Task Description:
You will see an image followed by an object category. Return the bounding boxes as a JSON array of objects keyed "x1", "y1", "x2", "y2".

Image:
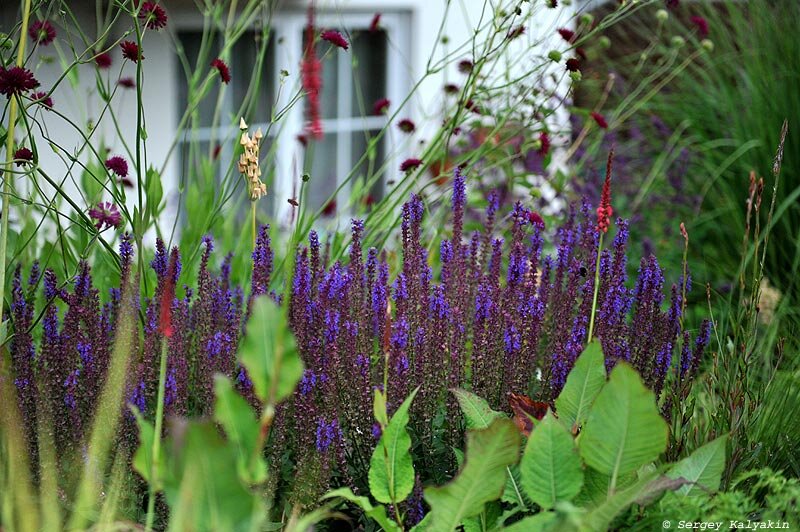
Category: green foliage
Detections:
[
  {"x1": 579, "y1": 363, "x2": 669, "y2": 487},
  {"x1": 555, "y1": 341, "x2": 606, "y2": 434},
  {"x1": 519, "y1": 412, "x2": 583, "y2": 509},
  {"x1": 424, "y1": 419, "x2": 521, "y2": 531},
  {"x1": 323, "y1": 488, "x2": 402, "y2": 532},
  {"x1": 237, "y1": 296, "x2": 304, "y2": 403},
  {"x1": 666, "y1": 436, "x2": 727, "y2": 498},
  {"x1": 452, "y1": 388, "x2": 506, "y2": 430},
  {"x1": 369, "y1": 387, "x2": 419, "y2": 505}
]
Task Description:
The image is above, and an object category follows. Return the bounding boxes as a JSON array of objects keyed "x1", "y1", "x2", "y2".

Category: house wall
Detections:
[{"x1": 1, "y1": 0, "x2": 574, "y2": 238}]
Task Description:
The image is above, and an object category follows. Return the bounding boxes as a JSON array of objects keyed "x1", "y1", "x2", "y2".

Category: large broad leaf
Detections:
[
  {"x1": 323, "y1": 487, "x2": 401, "y2": 532},
  {"x1": 520, "y1": 411, "x2": 583, "y2": 509},
  {"x1": 424, "y1": 419, "x2": 521, "y2": 532},
  {"x1": 580, "y1": 473, "x2": 688, "y2": 531},
  {"x1": 452, "y1": 388, "x2": 504, "y2": 429},
  {"x1": 555, "y1": 341, "x2": 606, "y2": 433},
  {"x1": 369, "y1": 387, "x2": 419, "y2": 504},
  {"x1": 502, "y1": 512, "x2": 559, "y2": 532},
  {"x1": 213, "y1": 375, "x2": 267, "y2": 484},
  {"x1": 237, "y1": 296, "x2": 304, "y2": 403},
  {"x1": 579, "y1": 363, "x2": 668, "y2": 486},
  {"x1": 666, "y1": 435, "x2": 728, "y2": 498}
]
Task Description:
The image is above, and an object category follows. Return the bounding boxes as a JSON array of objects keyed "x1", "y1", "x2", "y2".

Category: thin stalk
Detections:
[
  {"x1": 1, "y1": 0, "x2": 33, "y2": 324},
  {"x1": 251, "y1": 200, "x2": 257, "y2": 250},
  {"x1": 586, "y1": 233, "x2": 604, "y2": 343},
  {"x1": 145, "y1": 338, "x2": 170, "y2": 532}
]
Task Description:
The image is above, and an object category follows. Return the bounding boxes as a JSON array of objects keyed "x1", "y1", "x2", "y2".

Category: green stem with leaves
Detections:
[
  {"x1": 587, "y1": 233, "x2": 604, "y2": 343},
  {"x1": 0, "y1": 0, "x2": 32, "y2": 325},
  {"x1": 145, "y1": 338, "x2": 169, "y2": 531}
]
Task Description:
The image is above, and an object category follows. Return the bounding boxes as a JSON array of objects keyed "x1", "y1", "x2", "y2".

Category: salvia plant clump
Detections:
[{"x1": 7, "y1": 170, "x2": 710, "y2": 513}]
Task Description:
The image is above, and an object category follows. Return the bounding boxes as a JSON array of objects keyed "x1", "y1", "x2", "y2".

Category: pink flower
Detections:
[
  {"x1": 29, "y1": 20, "x2": 56, "y2": 46},
  {"x1": 105, "y1": 156, "x2": 129, "y2": 177},
  {"x1": 121, "y1": 41, "x2": 143, "y2": 62},
  {"x1": 13, "y1": 147, "x2": 34, "y2": 167},
  {"x1": 302, "y1": 7, "x2": 323, "y2": 139},
  {"x1": 590, "y1": 111, "x2": 608, "y2": 129},
  {"x1": 31, "y1": 91, "x2": 53, "y2": 109},
  {"x1": 370, "y1": 13, "x2": 382, "y2": 33},
  {"x1": 89, "y1": 202, "x2": 122, "y2": 230},
  {"x1": 139, "y1": 2, "x2": 168, "y2": 30},
  {"x1": 557, "y1": 28, "x2": 575, "y2": 43},
  {"x1": 95, "y1": 52, "x2": 112, "y2": 69},
  {"x1": 0, "y1": 66, "x2": 40, "y2": 98},
  {"x1": 210, "y1": 58, "x2": 231, "y2": 84},
  {"x1": 690, "y1": 16, "x2": 709, "y2": 38},
  {"x1": 400, "y1": 158, "x2": 423, "y2": 172},
  {"x1": 596, "y1": 151, "x2": 614, "y2": 233},
  {"x1": 397, "y1": 118, "x2": 416, "y2": 133},
  {"x1": 321, "y1": 30, "x2": 349, "y2": 50},
  {"x1": 372, "y1": 97, "x2": 390, "y2": 115}
]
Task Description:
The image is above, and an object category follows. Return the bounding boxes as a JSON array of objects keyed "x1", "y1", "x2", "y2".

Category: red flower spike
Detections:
[
  {"x1": 302, "y1": 7, "x2": 323, "y2": 139},
  {"x1": 210, "y1": 58, "x2": 231, "y2": 84},
  {"x1": 369, "y1": 13, "x2": 382, "y2": 33},
  {"x1": 590, "y1": 111, "x2": 608, "y2": 129},
  {"x1": 321, "y1": 30, "x2": 349, "y2": 50},
  {"x1": 596, "y1": 150, "x2": 614, "y2": 234},
  {"x1": 159, "y1": 248, "x2": 179, "y2": 338}
]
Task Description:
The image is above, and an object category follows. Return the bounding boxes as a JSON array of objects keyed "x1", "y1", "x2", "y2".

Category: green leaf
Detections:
[
  {"x1": 452, "y1": 388, "x2": 505, "y2": 430},
  {"x1": 131, "y1": 408, "x2": 156, "y2": 487},
  {"x1": 323, "y1": 487, "x2": 401, "y2": 532},
  {"x1": 237, "y1": 296, "x2": 304, "y2": 403},
  {"x1": 213, "y1": 375, "x2": 267, "y2": 484},
  {"x1": 520, "y1": 411, "x2": 583, "y2": 509},
  {"x1": 580, "y1": 473, "x2": 688, "y2": 531},
  {"x1": 501, "y1": 464, "x2": 531, "y2": 509},
  {"x1": 578, "y1": 363, "x2": 668, "y2": 485},
  {"x1": 502, "y1": 512, "x2": 559, "y2": 532},
  {"x1": 146, "y1": 166, "x2": 163, "y2": 216},
  {"x1": 666, "y1": 436, "x2": 727, "y2": 497},
  {"x1": 373, "y1": 387, "x2": 389, "y2": 427},
  {"x1": 555, "y1": 341, "x2": 606, "y2": 434},
  {"x1": 424, "y1": 419, "x2": 521, "y2": 532},
  {"x1": 369, "y1": 387, "x2": 419, "y2": 504}
]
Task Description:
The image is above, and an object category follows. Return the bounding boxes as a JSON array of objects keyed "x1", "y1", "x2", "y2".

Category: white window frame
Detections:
[{"x1": 173, "y1": 9, "x2": 412, "y2": 226}]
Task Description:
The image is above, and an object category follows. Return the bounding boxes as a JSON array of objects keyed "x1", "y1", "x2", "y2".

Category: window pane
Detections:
[
  {"x1": 350, "y1": 130, "x2": 386, "y2": 204},
  {"x1": 351, "y1": 31, "x2": 387, "y2": 116},
  {"x1": 177, "y1": 31, "x2": 220, "y2": 129},
  {"x1": 308, "y1": 134, "x2": 339, "y2": 213},
  {"x1": 233, "y1": 31, "x2": 276, "y2": 123}
]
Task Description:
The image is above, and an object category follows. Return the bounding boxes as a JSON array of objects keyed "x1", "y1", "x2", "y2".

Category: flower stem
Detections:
[
  {"x1": 251, "y1": 200, "x2": 257, "y2": 250},
  {"x1": 0, "y1": 0, "x2": 32, "y2": 325},
  {"x1": 586, "y1": 233, "x2": 604, "y2": 343},
  {"x1": 145, "y1": 338, "x2": 169, "y2": 532}
]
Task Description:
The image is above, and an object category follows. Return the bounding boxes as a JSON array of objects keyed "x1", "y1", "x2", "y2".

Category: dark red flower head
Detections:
[
  {"x1": 13, "y1": 147, "x2": 34, "y2": 167},
  {"x1": 400, "y1": 158, "x2": 423, "y2": 173},
  {"x1": 321, "y1": 30, "x2": 349, "y2": 50},
  {"x1": 458, "y1": 60, "x2": 473, "y2": 73},
  {"x1": 370, "y1": 13, "x2": 382, "y2": 33},
  {"x1": 29, "y1": 20, "x2": 56, "y2": 46},
  {"x1": 507, "y1": 26, "x2": 525, "y2": 40},
  {"x1": 89, "y1": 202, "x2": 122, "y2": 230},
  {"x1": 296, "y1": 134, "x2": 308, "y2": 146},
  {"x1": 557, "y1": 28, "x2": 575, "y2": 42},
  {"x1": 538, "y1": 131, "x2": 551, "y2": 156},
  {"x1": 210, "y1": 58, "x2": 231, "y2": 84},
  {"x1": 444, "y1": 83, "x2": 460, "y2": 95},
  {"x1": 105, "y1": 156, "x2": 129, "y2": 177},
  {"x1": 95, "y1": 51, "x2": 113, "y2": 69},
  {"x1": 528, "y1": 211, "x2": 545, "y2": 229},
  {"x1": 397, "y1": 118, "x2": 416, "y2": 134},
  {"x1": 372, "y1": 97, "x2": 390, "y2": 115},
  {"x1": 139, "y1": 2, "x2": 168, "y2": 30},
  {"x1": 590, "y1": 111, "x2": 608, "y2": 129},
  {"x1": 596, "y1": 150, "x2": 614, "y2": 233},
  {"x1": 665, "y1": 0, "x2": 679, "y2": 9},
  {"x1": 118, "y1": 77, "x2": 136, "y2": 89},
  {"x1": 0, "y1": 66, "x2": 40, "y2": 98},
  {"x1": 31, "y1": 91, "x2": 53, "y2": 109},
  {"x1": 566, "y1": 57, "x2": 580, "y2": 72},
  {"x1": 322, "y1": 199, "x2": 337, "y2": 217},
  {"x1": 690, "y1": 16, "x2": 709, "y2": 38},
  {"x1": 121, "y1": 41, "x2": 143, "y2": 62}
]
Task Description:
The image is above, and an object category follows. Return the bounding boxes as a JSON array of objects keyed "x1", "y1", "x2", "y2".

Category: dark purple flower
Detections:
[
  {"x1": 321, "y1": 30, "x2": 349, "y2": 50},
  {"x1": 105, "y1": 156, "x2": 129, "y2": 177},
  {"x1": 139, "y1": 2, "x2": 168, "y2": 30},
  {"x1": 120, "y1": 41, "x2": 143, "y2": 62},
  {"x1": 14, "y1": 147, "x2": 34, "y2": 167},
  {"x1": 29, "y1": 20, "x2": 56, "y2": 46},
  {"x1": 89, "y1": 202, "x2": 122, "y2": 230},
  {"x1": 0, "y1": 66, "x2": 40, "y2": 98}
]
